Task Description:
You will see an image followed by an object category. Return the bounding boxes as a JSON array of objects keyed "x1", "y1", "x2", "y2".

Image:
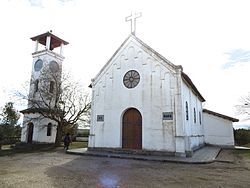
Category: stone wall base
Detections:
[{"x1": 88, "y1": 147, "x2": 179, "y2": 157}]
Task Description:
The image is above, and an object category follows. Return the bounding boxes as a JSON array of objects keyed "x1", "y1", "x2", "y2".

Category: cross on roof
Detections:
[{"x1": 125, "y1": 12, "x2": 142, "y2": 35}]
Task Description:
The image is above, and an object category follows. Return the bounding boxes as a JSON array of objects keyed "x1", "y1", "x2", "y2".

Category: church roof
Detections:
[
  {"x1": 181, "y1": 72, "x2": 205, "y2": 102},
  {"x1": 203, "y1": 109, "x2": 239, "y2": 122},
  {"x1": 132, "y1": 35, "x2": 205, "y2": 102},
  {"x1": 91, "y1": 34, "x2": 205, "y2": 102},
  {"x1": 131, "y1": 34, "x2": 183, "y2": 70}
]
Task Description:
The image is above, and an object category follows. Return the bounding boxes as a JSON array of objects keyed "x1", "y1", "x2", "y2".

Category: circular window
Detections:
[
  {"x1": 49, "y1": 61, "x2": 59, "y2": 73},
  {"x1": 34, "y1": 59, "x2": 43, "y2": 71},
  {"x1": 123, "y1": 70, "x2": 140, "y2": 89}
]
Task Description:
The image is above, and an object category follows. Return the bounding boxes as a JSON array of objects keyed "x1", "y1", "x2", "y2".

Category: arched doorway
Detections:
[
  {"x1": 27, "y1": 123, "x2": 34, "y2": 144},
  {"x1": 122, "y1": 108, "x2": 142, "y2": 149}
]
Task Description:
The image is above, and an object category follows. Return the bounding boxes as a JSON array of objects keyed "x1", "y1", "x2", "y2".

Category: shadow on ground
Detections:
[{"x1": 45, "y1": 149, "x2": 250, "y2": 188}]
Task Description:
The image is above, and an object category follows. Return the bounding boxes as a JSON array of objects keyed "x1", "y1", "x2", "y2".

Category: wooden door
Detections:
[
  {"x1": 122, "y1": 108, "x2": 142, "y2": 149},
  {"x1": 27, "y1": 123, "x2": 34, "y2": 144}
]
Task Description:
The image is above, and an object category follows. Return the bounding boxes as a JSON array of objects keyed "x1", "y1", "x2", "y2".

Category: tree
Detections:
[
  {"x1": 17, "y1": 64, "x2": 91, "y2": 146},
  {"x1": 236, "y1": 92, "x2": 250, "y2": 120},
  {"x1": 234, "y1": 128, "x2": 250, "y2": 145},
  {"x1": 1, "y1": 102, "x2": 20, "y2": 126},
  {"x1": 0, "y1": 102, "x2": 21, "y2": 139}
]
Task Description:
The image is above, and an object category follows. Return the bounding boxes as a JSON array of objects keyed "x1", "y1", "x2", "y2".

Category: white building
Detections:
[
  {"x1": 88, "y1": 30, "x2": 239, "y2": 156},
  {"x1": 88, "y1": 34, "x2": 207, "y2": 157},
  {"x1": 203, "y1": 109, "x2": 238, "y2": 147},
  {"x1": 20, "y1": 31, "x2": 68, "y2": 144}
]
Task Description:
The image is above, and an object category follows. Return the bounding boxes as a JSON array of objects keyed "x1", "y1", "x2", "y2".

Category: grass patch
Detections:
[
  {"x1": 243, "y1": 143, "x2": 250, "y2": 148},
  {"x1": 0, "y1": 141, "x2": 88, "y2": 157},
  {"x1": 0, "y1": 148, "x2": 15, "y2": 156},
  {"x1": 69, "y1": 141, "x2": 88, "y2": 149},
  {"x1": 0, "y1": 143, "x2": 57, "y2": 157},
  {"x1": 234, "y1": 149, "x2": 250, "y2": 159},
  {"x1": 239, "y1": 150, "x2": 250, "y2": 159}
]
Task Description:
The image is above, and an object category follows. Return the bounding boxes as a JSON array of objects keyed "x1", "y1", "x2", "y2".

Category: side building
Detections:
[{"x1": 203, "y1": 109, "x2": 238, "y2": 147}]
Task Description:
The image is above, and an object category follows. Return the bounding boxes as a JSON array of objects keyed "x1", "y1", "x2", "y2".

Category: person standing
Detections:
[{"x1": 63, "y1": 133, "x2": 71, "y2": 151}]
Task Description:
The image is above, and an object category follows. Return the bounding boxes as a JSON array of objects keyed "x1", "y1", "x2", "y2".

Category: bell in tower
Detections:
[{"x1": 20, "y1": 31, "x2": 69, "y2": 144}]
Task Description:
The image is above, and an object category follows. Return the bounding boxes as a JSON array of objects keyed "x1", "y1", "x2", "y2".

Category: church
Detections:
[
  {"x1": 20, "y1": 14, "x2": 238, "y2": 157},
  {"x1": 88, "y1": 13, "x2": 238, "y2": 157}
]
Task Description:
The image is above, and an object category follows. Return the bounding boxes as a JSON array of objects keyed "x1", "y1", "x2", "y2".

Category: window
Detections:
[
  {"x1": 49, "y1": 61, "x2": 59, "y2": 73},
  {"x1": 34, "y1": 59, "x2": 43, "y2": 71},
  {"x1": 199, "y1": 111, "x2": 202, "y2": 125},
  {"x1": 49, "y1": 81, "x2": 54, "y2": 93},
  {"x1": 194, "y1": 108, "x2": 196, "y2": 123},
  {"x1": 47, "y1": 123, "x2": 52, "y2": 136},
  {"x1": 185, "y1": 101, "x2": 189, "y2": 120},
  {"x1": 35, "y1": 80, "x2": 39, "y2": 92}
]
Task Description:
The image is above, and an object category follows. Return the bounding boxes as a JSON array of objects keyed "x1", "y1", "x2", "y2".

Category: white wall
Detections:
[
  {"x1": 21, "y1": 45, "x2": 63, "y2": 144},
  {"x1": 181, "y1": 80, "x2": 204, "y2": 151},
  {"x1": 29, "y1": 51, "x2": 63, "y2": 109},
  {"x1": 21, "y1": 113, "x2": 57, "y2": 143},
  {"x1": 203, "y1": 112, "x2": 235, "y2": 146}
]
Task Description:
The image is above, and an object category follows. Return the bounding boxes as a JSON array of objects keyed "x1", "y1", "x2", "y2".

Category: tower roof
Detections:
[{"x1": 31, "y1": 31, "x2": 69, "y2": 49}]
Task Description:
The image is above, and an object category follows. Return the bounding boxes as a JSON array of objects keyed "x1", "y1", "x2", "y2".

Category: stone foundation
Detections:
[{"x1": 88, "y1": 147, "x2": 176, "y2": 157}]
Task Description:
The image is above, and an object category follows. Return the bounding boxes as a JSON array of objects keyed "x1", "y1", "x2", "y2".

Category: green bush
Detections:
[
  {"x1": 77, "y1": 129, "x2": 89, "y2": 137},
  {"x1": 234, "y1": 129, "x2": 250, "y2": 146}
]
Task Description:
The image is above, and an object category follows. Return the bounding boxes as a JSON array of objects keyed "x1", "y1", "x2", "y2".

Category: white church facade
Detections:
[
  {"x1": 88, "y1": 34, "x2": 207, "y2": 156},
  {"x1": 88, "y1": 13, "x2": 239, "y2": 157}
]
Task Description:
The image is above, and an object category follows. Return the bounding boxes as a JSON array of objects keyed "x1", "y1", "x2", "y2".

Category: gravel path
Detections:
[{"x1": 0, "y1": 149, "x2": 250, "y2": 188}]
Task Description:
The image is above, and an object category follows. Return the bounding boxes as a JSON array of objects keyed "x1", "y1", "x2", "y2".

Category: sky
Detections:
[{"x1": 0, "y1": 0, "x2": 249, "y2": 128}]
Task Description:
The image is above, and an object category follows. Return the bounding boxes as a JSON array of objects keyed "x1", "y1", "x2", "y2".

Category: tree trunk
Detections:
[{"x1": 55, "y1": 122, "x2": 63, "y2": 146}]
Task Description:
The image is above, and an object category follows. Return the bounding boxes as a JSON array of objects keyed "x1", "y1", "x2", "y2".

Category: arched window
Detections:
[
  {"x1": 49, "y1": 81, "x2": 54, "y2": 93},
  {"x1": 199, "y1": 111, "x2": 202, "y2": 125},
  {"x1": 35, "y1": 79, "x2": 39, "y2": 92},
  {"x1": 194, "y1": 108, "x2": 196, "y2": 123},
  {"x1": 185, "y1": 101, "x2": 189, "y2": 120},
  {"x1": 47, "y1": 123, "x2": 52, "y2": 136}
]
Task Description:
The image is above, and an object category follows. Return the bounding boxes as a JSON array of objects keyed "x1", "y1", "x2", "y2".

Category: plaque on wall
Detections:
[
  {"x1": 162, "y1": 112, "x2": 173, "y2": 120},
  {"x1": 97, "y1": 115, "x2": 104, "y2": 122}
]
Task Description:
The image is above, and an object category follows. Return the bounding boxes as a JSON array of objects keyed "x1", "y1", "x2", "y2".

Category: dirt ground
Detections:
[{"x1": 0, "y1": 149, "x2": 250, "y2": 188}]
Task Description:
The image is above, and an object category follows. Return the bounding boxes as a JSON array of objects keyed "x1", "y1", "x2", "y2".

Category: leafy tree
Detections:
[
  {"x1": 1, "y1": 102, "x2": 20, "y2": 126},
  {"x1": 17, "y1": 65, "x2": 91, "y2": 146},
  {"x1": 234, "y1": 128, "x2": 250, "y2": 145},
  {"x1": 0, "y1": 102, "x2": 21, "y2": 139}
]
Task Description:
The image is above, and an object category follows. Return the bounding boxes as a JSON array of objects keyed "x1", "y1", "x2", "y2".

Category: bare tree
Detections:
[
  {"x1": 17, "y1": 64, "x2": 91, "y2": 146},
  {"x1": 236, "y1": 92, "x2": 250, "y2": 120}
]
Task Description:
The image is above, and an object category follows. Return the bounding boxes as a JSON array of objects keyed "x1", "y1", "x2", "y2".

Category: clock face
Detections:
[
  {"x1": 123, "y1": 70, "x2": 140, "y2": 89},
  {"x1": 49, "y1": 61, "x2": 59, "y2": 73},
  {"x1": 34, "y1": 59, "x2": 43, "y2": 71}
]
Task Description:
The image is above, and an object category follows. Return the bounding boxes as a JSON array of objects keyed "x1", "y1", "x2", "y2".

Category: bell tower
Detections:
[
  {"x1": 29, "y1": 31, "x2": 69, "y2": 107},
  {"x1": 21, "y1": 31, "x2": 69, "y2": 144}
]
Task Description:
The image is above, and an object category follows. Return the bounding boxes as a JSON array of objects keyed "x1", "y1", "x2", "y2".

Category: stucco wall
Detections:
[
  {"x1": 181, "y1": 80, "x2": 204, "y2": 151},
  {"x1": 89, "y1": 37, "x2": 179, "y2": 152},
  {"x1": 21, "y1": 48, "x2": 63, "y2": 144},
  {"x1": 21, "y1": 113, "x2": 57, "y2": 143},
  {"x1": 29, "y1": 52, "x2": 63, "y2": 109},
  {"x1": 203, "y1": 113, "x2": 235, "y2": 146}
]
